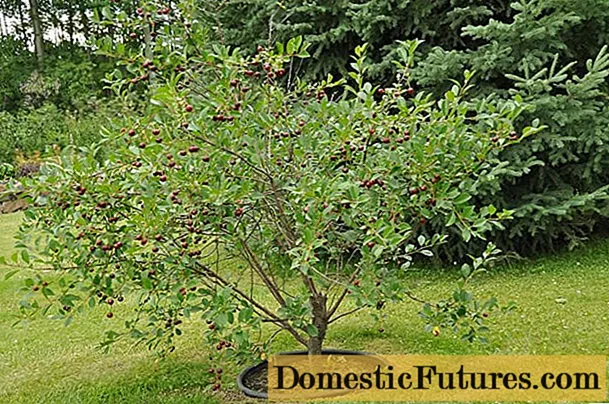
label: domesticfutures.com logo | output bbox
[267,355,607,402]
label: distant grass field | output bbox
[1,211,608,403]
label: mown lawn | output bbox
[0,211,608,403]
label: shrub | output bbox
[0,37,36,111]
[0,103,112,165]
[0,38,111,113]
[7,10,540,369]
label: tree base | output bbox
[237,348,376,399]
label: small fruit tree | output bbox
[6,7,540,360]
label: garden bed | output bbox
[0,183,27,214]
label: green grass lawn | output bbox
[1,211,608,403]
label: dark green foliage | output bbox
[214,0,511,80]
[0,35,114,166]
[0,104,111,165]
[414,0,609,92]
[416,0,609,257]
[0,38,37,111]
[32,44,113,110]
[215,0,609,257]
[0,38,111,112]
[472,49,609,255]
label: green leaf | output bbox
[101,6,113,20]
[454,193,472,205]
[21,250,30,264]
[461,264,472,278]
[216,312,229,326]
[372,244,384,258]
[142,277,152,290]
[4,270,18,280]
[239,307,253,322]
[306,324,319,337]
[287,38,296,55]
[446,213,457,227]
[461,228,472,242]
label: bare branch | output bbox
[328,305,367,324]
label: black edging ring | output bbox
[236,348,371,399]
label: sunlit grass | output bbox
[1,211,608,403]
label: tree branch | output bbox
[328,305,367,324]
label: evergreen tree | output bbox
[214,0,609,257]
[215,0,509,81]
[415,0,609,256]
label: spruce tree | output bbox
[213,0,609,257]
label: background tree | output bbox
[0,0,123,169]
[212,0,513,81]
[27,0,43,65]
[211,0,609,258]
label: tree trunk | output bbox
[18,2,28,42]
[79,2,89,38]
[0,7,6,36]
[28,0,44,66]
[307,334,324,355]
[307,295,328,355]
[67,3,74,44]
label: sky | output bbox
[1,8,86,48]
